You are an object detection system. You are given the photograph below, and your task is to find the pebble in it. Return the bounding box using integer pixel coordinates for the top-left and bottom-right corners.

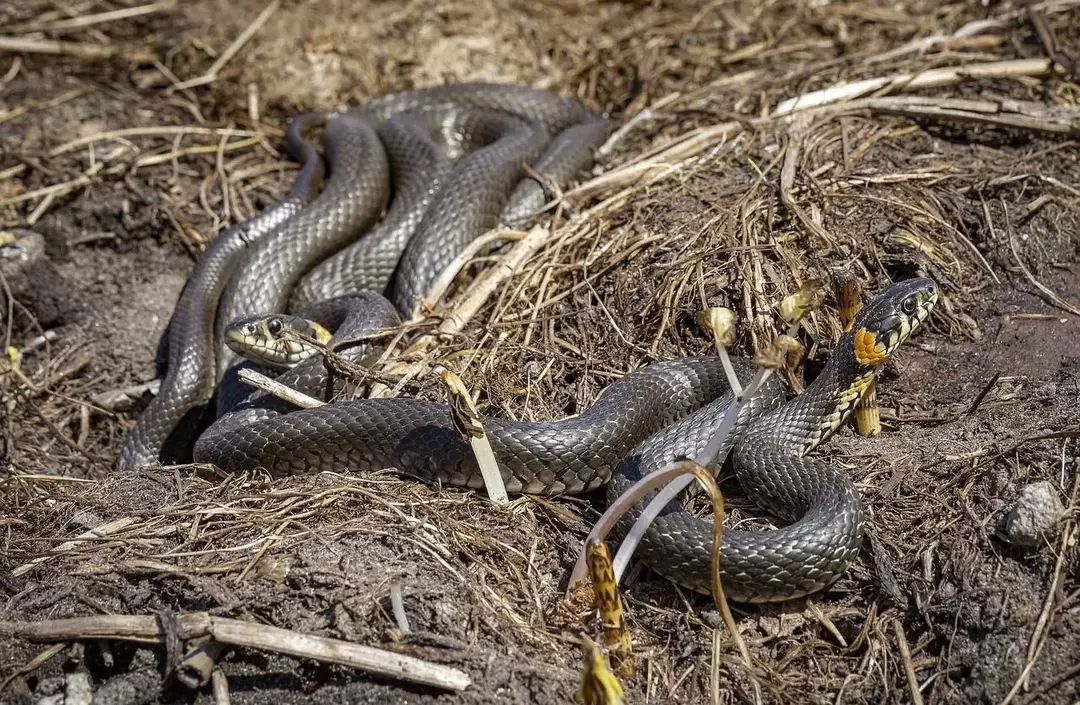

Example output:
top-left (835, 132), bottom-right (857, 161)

top-left (1004, 481), bottom-right (1065, 548)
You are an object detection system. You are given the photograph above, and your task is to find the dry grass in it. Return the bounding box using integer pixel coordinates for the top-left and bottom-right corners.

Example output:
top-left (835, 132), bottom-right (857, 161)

top-left (2, 0), bottom-right (1079, 703)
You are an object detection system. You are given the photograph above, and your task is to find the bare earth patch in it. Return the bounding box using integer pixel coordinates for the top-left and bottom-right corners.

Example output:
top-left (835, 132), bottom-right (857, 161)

top-left (1, 1), bottom-right (1078, 704)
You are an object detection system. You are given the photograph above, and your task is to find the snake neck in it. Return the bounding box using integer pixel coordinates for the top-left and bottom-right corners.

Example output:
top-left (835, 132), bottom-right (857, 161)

top-left (745, 328), bottom-right (877, 457)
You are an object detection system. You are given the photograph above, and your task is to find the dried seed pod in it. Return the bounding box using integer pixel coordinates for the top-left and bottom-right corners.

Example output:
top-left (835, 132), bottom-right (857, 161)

top-left (775, 334), bottom-right (806, 369)
top-left (753, 342), bottom-right (787, 371)
top-left (577, 637), bottom-right (626, 705)
top-left (779, 278), bottom-right (826, 324)
top-left (697, 307), bottom-right (737, 347)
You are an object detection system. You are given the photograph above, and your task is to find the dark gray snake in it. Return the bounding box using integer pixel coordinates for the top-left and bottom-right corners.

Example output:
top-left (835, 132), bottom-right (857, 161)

top-left (118, 82), bottom-right (939, 601)
top-left (119, 83), bottom-right (609, 470)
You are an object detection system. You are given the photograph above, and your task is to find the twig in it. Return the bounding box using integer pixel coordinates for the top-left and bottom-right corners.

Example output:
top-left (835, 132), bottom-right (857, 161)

top-left (0, 644), bottom-right (67, 693)
top-left (370, 224), bottom-right (554, 397)
top-left (846, 96), bottom-right (1080, 135)
top-left (0, 612), bottom-right (472, 691)
top-left (90, 379), bottom-right (160, 412)
top-left (774, 58), bottom-right (1053, 115)
top-left (865, 0), bottom-right (1080, 65)
top-left (0, 167), bottom-right (98, 207)
top-left (49, 126), bottom-right (263, 157)
top-left (595, 90), bottom-right (685, 156)
top-left (12, 518), bottom-right (135, 577)
top-left (176, 639), bottom-right (229, 689)
top-left (0, 36), bottom-right (155, 61)
top-left (867, 18), bottom-right (1006, 63)
top-left (236, 367), bottom-right (324, 409)
top-left (710, 627), bottom-right (722, 705)
top-left (3, 1), bottom-right (176, 34)
top-left (966, 372), bottom-right (1002, 416)
top-left (571, 60), bottom-right (1061, 210)
top-left (415, 229), bottom-right (526, 322)
top-left (566, 121), bottom-right (742, 202)
top-left (1004, 201), bottom-right (1080, 316)
top-left (1030, 7), bottom-right (1077, 79)
top-left (170, 1), bottom-right (280, 91)
top-left (893, 619), bottom-right (925, 705)
top-left (0, 56), bottom-right (20, 89)
top-left (134, 135), bottom-right (264, 168)
top-left (211, 669), bottom-right (231, 705)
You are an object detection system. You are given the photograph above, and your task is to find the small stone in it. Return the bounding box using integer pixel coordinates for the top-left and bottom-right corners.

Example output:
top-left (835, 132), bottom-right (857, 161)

top-left (1004, 481), bottom-right (1065, 548)
top-left (699, 609), bottom-right (723, 629)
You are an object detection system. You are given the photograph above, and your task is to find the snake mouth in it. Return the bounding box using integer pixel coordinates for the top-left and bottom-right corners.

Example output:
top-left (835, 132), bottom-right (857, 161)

top-left (223, 326), bottom-right (281, 367)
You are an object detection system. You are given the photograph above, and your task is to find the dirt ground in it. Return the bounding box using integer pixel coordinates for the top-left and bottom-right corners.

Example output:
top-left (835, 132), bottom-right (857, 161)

top-left (1, 0), bottom-right (1079, 703)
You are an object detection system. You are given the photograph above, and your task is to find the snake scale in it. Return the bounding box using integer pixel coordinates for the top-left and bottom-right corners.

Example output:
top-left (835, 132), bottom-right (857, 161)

top-left (118, 81), bottom-right (939, 601)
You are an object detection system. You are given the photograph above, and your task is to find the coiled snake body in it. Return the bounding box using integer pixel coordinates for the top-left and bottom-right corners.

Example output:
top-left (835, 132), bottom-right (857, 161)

top-left (119, 82), bottom-right (939, 601)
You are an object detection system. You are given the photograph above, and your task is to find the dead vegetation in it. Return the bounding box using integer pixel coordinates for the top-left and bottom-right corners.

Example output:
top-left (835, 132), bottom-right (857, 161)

top-left (1, 0), bottom-right (1079, 704)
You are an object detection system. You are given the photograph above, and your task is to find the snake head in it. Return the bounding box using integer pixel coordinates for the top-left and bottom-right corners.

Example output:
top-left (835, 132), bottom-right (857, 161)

top-left (224, 313), bottom-right (332, 370)
top-left (850, 277), bottom-right (938, 368)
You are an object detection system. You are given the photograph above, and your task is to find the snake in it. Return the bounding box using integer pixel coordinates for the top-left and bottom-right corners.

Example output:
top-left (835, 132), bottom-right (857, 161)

top-left (117, 115), bottom-right (327, 472)
top-left (117, 80), bottom-right (939, 600)
top-left (117, 83), bottom-right (609, 473)
top-left (201, 277), bottom-right (937, 602)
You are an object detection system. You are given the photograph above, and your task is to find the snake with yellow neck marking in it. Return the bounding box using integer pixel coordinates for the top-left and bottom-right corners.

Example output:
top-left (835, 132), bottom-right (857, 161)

top-left (212, 277), bottom-right (937, 602)
top-left (118, 81), bottom-right (938, 601)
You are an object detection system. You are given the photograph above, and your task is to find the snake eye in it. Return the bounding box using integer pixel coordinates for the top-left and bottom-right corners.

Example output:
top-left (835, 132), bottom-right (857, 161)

top-left (901, 297), bottom-right (917, 315)
top-left (267, 318), bottom-right (283, 336)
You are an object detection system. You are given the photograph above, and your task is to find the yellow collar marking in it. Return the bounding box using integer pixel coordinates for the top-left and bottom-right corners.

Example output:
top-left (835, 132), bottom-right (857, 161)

top-left (311, 322), bottom-right (334, 346)
top-left (853, 328), bottom-right (887, 365)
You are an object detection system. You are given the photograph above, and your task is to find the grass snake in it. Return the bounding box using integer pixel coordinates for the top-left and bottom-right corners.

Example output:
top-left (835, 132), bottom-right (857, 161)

top-left (119, 81), bottom-right (939, 601)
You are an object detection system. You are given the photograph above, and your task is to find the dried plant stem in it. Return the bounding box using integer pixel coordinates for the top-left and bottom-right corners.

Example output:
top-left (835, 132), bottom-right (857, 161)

top-left (171, 1), bottom-right (281, 91)
top-left (12, 517), bottom-right (135, 577)
top-left (568, 61), bottom-right (1060, 210)
top-left (844, 95), bottom-right (1080, 135)
top-left (49, 126), bottom-right (264, 157)
top-left (0, 36), bottom-right (155, 61)
top-left (651, 460), bottom-right (761, 704)
top-left (177, 639), bottom-right (229, 689)
top-left (1005, 203), bottom-right (1080, 316)
top-left (211, 669), bottom-right (231, 705)
top-left (3, 1), bottom-right (176, 34)
top-left (774, 58), bottom-right (1053, 115)
top-left (389, 584), bottom-right (411, 634)
top-left (436, 367), bottom-right (508, 503)
top-left (893, 619), bottom-right (925, 705)
top-left (369, 224), bottom-right (554, 398)
top-left (0, 612), bottom-right (472, 691)
top-left (414, 229), bottom-right (526, 321)
top-left (585, 540), bottom-right (633, 675)
top-left (236, 367), bottom-right (323, 409)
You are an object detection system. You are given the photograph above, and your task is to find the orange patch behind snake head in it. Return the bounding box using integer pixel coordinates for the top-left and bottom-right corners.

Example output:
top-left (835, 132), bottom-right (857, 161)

top-left (853, 327), bottom-right (888, 366)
